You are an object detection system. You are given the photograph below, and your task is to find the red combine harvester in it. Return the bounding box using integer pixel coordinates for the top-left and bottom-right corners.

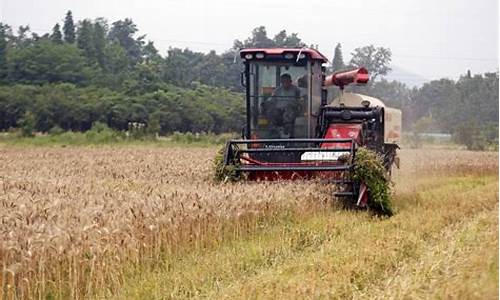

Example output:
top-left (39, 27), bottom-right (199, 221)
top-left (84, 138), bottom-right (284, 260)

top-left (223, 48), bottom-right (401, 207)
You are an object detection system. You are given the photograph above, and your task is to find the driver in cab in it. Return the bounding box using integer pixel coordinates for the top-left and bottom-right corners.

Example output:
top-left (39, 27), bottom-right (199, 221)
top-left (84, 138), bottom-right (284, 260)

top-left (266, 73), bottom-right (302, 138)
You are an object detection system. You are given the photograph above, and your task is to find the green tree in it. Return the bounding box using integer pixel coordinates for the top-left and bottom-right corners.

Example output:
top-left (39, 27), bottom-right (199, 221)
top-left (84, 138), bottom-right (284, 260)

top-left (108, 19), bottom-right (144, 64)
top-left (410, 79), bottom-right (458, 131)
top-left (93, 18), bottom-right (108, 68)
top-left (147, 111), bottom-right (161, 136)
top-left (331, 43), bottom-right (345, 72)
top-left (31, 32), bottom-right (50, 42)
top-left (0, 23), bottom-right (8, 81)
top-left (220, 50), bottom-right (243, 91)
top-left (63, 10), bottom-right (76, 43)
top-left (234, 26), bottom-right (274, 48)
top-left (50, 23), bottom-right (63, 44)
top-left (142, 41), bottom-right (161, 64)
top-left (349, 45), bottom-right (392, 80)
top-left (162, 48), bottom-right (203, 87)
top-left (7, 40), bottom-right (89, 84)
top-left (125, 63), bottom-right (161, 95)
top-left (455, 72), bottom-right (498, 127)
top-left (13, 25), bottom-right (32, 49)
top-left (100, 42), bottom-right (130, 88)
top-left (76, 19), bottom-right (95, 60)
top-left (273, 30), bottom-right (306, 48)
top-left (453, 121), bottom-right (488, 151)
top-left (406, 71), bottom-right (498, 149)
top-left (0, 85), bottom-right (35, 129)
top-left (234, 26), bottom-right (306, 50)
top-left (195, 50), bottom-right (226, 87)
top-left (19, 110), bottom-right (36, 137)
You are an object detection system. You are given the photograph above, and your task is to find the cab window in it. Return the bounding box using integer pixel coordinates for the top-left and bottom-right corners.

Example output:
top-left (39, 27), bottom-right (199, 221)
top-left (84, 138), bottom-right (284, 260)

top-left (249, 62), bottom-right (309, 138)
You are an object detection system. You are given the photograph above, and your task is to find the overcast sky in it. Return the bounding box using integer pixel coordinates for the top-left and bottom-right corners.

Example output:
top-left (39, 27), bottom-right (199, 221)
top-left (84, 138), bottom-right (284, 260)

top-left (0, 0), bottom-right (498, 83)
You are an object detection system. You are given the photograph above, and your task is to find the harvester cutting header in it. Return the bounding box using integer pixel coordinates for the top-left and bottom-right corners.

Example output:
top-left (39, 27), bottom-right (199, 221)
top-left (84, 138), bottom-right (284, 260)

top-left (222, 48), bottom-right (401, 209)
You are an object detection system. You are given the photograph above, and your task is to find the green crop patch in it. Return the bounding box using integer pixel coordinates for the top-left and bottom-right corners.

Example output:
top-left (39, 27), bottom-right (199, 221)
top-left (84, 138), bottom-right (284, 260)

top-left (213, 145), bottom-right (243, 182)
top-left (352, 147), bottom-right (394, 216)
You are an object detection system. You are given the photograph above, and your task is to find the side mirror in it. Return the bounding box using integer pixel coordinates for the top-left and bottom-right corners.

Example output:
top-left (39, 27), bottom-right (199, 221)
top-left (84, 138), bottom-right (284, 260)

top-left (240, 71), bottom-right (246, 87)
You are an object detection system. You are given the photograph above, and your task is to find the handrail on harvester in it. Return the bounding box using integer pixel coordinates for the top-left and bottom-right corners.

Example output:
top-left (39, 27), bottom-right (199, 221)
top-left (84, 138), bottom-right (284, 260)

top-left (223, 137), bottom-right (357, 172)
top-left (229, 138), bottom-right (354, 143)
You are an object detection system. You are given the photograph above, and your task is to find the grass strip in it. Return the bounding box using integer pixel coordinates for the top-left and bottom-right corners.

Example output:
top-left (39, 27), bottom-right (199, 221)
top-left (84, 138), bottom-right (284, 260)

top-left (116, 175), bottom-right (497, 299)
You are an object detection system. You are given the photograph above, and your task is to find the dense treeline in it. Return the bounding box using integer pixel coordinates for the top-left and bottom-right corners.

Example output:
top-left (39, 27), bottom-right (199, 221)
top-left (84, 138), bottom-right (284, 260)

top-left (0, 83), bottom-right (243, 134)
top-left (348, 71), bottom-right (499, 149)
top-left (0, 14), bottom-right (312, 134)
top-left (330, 42), bottom-right (498, 149)
top-left (0, 18), bottom-right (304, 91)
top-left (0, 11), bottom-right (498, 149)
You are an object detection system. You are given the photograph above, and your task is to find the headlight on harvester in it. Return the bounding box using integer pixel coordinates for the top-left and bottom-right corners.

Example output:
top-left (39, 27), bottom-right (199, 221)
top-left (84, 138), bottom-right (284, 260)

top-left (244, 53), bottom-right (253, 60)
top-left (255, 53), bottom-right (265, 59)
top-left (284, 53), bottom-right (294, 59)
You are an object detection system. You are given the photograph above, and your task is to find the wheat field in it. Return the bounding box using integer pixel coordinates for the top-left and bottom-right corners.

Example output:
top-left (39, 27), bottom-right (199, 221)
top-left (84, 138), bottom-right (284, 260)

top-left (0, 145), bottom-right (498, 299)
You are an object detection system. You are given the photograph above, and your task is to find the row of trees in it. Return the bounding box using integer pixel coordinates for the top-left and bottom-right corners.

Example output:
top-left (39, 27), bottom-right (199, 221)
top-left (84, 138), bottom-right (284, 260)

top-left (331, 42), bottom-right (498, 149)
top-left (344, 71), bottom-right (499, 149)
top-left (0, 11), bottom-right (497, 149)
top-left (0, 16), bottom-right (317, 92)
top-left (0, 12), bottom-right (164, 93)
top-left (0, 14), bottom-right (394, 93)
top-left (0, 83), bottom-right (244, 134)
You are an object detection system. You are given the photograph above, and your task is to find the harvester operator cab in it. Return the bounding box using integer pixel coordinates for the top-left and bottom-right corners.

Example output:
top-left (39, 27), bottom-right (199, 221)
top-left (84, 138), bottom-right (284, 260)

top-left (240, 48), bottom-right (327, 139)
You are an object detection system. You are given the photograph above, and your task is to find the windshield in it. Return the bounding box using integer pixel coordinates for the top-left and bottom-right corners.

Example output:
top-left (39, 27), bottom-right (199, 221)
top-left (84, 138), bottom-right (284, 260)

top-left (249, 62), bottom-right (310, 139)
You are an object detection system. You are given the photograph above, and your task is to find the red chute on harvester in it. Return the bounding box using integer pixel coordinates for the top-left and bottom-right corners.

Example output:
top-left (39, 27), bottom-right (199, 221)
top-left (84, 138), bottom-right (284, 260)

top-left (324, 67), bottom-right (369, 89)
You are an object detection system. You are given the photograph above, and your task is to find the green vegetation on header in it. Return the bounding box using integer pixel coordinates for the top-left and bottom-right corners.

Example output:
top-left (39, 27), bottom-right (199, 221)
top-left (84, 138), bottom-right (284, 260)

top-left (352, 147), bottom-right (393, 216)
